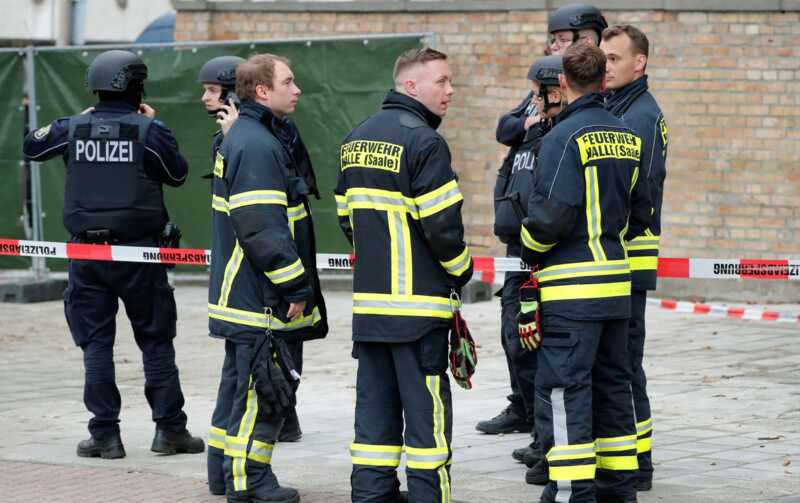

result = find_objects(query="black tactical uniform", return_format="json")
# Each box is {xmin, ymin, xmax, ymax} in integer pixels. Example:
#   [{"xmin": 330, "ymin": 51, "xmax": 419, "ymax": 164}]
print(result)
[
  {"xmin": 209, "ymin": 98, "xmax": 327, "ymax": 503},
  {"xmin": 606, "ymin": 75, "xmax": 668, "ymax": 489},
  {"xmin": 22, "ymin": 50, "xmax": 202, "ymax": 460},
  {"xmin": 521, "ymin": 93, "xmax": 651, "ymax": 503},
  {"xmin": 335, "ymin": 91, "xmax": 473, "ymax": 503}
]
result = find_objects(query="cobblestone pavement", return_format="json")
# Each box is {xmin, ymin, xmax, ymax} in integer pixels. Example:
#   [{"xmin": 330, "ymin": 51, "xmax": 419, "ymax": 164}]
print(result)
[{"xmin": 0, "ymin": 286, "xmax": 798, "ymax": 502}]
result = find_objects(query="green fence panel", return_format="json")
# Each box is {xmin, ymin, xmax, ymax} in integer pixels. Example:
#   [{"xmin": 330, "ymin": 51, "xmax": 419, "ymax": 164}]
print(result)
[
  {"xmin": 28, "ymin": 36, "xmax": 423, "ymax": 271},
  {"xmin": 0, "ymin": 51, "xmax": 29, "ymax": 268}
]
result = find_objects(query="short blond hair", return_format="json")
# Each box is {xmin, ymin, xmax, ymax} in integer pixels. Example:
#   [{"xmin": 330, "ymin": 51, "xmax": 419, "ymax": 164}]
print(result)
[
  {"xmin": 393, "ymin": 47, "xmax": 447, "ymax": 82},
  {"xmin": 236, "ymin": 53, "xmax": 291, "ymax": 101}
]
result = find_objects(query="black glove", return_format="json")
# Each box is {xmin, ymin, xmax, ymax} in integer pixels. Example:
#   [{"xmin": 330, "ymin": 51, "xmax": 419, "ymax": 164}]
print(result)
[{"xmin": 251, "ymin": 336, "xmax": 296, "ymax": 417}]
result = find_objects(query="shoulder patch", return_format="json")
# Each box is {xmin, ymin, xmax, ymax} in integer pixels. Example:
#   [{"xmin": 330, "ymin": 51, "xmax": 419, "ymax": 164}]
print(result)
[
  {"xmin": 33, "ymin": 124, "xmax": 51, "ymax": 140},
  {"xmin": 398, "ymin": 112, "xmax": 426, "ymax": 129}
]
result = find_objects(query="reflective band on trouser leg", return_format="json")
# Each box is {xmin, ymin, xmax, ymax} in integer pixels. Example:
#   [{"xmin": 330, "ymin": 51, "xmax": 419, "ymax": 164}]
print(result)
[
  {"xmin": 350, "ymin": 443, "xmax": 402, "ymax": 467},
  {"xmin": 636, "ymin": 417, "xmax": 653, "ymax": 454},
  {"xmin": 595, "ymin": 435, "xmax": 638, "ymax": 471},
  {"xmin": 546, "ymin": 442, "xmax": 598, "ymax": 481},
  {"xmin": 247, "ymin": 439, "xmax": 274, "ymax": 464},
  {"xmin": 209, "ymin": 425, "xmax": 226, "ymax": 450},
  {"xmin": 226, "ymin": 386, "xmax": 259, "ymax": 492},
  {"xmin": 424, "ymin": 375, "xmax": 451, "ymax": 503}
]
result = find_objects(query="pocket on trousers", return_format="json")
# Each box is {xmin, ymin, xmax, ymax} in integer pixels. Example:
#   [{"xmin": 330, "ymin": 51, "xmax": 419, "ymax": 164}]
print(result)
[
  {"xmin": 538, "ymin": 329, "xmax": 578, "ymax": 388},
  {"xmin": 419, "ymin": 332, "xmax": 449, "ymax": 374},
  {"xmin": 63, "ymin": 285, "xmax": 85, "ymax": 347},
  {"xmin": 157, "ymin": 284, "xmax": 178, "ymax": 338}
]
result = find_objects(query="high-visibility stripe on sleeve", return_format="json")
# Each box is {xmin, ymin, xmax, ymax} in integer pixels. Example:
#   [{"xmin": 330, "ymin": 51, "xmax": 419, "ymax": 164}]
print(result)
[
  {"xmin": 626, "ymin": 235, "xmax": 661, "ymax": 251},
  {"xmin": 265, "ymin": 258, "xmax": 305, "ymax": 285},
  {"xmin": 539, "ymin": 281, "xmax": 631, "ymax": 302},
  {"xmin": 630, "ymin": 256, "xmax": 658, "ymax": 271},
  {"xmin": 415, "ymin": 180, "xmax": 463, "ymax": 219},
  {"xmin": 229, "ymin": 190, "xmax": 287, "ymax": 209},
  {"xmin": 350, "ymin": 443, "xmax": 402, "ymax": 467},
  {"xmin": 287, "ymin": 203, "xmax": 308, "ymax": 223},
  {"xmin": 335, "ymin": 194, "xmax": 349, "ymax": 217},
  {"xmin": 521, "ymin": 226, "xmax": 556, "ymax": 253},
  {"xmin": 440, "ymin": 246, "xmax": 471, "ymax": 277},
  {"xmin": 212, "ymin": 195, "xmax": 230, "ymax": 214}
]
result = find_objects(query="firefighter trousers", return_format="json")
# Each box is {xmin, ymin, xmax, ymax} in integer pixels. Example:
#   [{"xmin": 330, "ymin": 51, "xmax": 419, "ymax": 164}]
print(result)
[
  {"xmin": 207, "ymin": 338, "xmax": 286, "ymax": 499},
  {"xmin": 500, "ymin": 271, "xmax": 538, "ymax": 422},
  {"xmin": 350, "ymin": 332, "xmax": 453, "ymax": 503},
  {"xmin": 535, "ymin": 315, "xmax": 637, "ymax": 503},
  {"xmin": 629, "ymin": 290, "xmax": 653, "ymax": 482}
]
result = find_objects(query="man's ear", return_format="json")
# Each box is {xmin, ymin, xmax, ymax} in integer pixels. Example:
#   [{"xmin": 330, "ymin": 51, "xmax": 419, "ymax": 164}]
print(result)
[
  {"xmin": 635, "ymin": 54, "xmax": 647, "ymax": 74},
  {"xmin": 403, "ymin": 79, "xmax": 417, "ymax": 97}
]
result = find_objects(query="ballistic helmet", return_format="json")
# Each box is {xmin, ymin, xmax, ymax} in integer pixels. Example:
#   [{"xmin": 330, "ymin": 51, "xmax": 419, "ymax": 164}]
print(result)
[
  {"xmin": 548, "ymin": 3, "xmax": 608, "ymax": 39},
  {"xmin": 198, "ymin": 55, "xmax": 244, "ymax": 89},
  {"xmin": 527, "ymin": 55, "xmax": 563, "ymax": 86},
  {"xmin": 86, "ymin": 50, "xmax": 148, "ymax": 92}
]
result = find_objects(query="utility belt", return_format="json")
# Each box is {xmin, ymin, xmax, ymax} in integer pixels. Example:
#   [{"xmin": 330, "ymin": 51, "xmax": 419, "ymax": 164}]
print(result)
[{"xmin": 72, "ymin": 223, "xmax": 181, "ymax": 247}]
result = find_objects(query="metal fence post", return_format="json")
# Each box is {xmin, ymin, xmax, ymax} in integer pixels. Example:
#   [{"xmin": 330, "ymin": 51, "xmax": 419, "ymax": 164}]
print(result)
[{"xmin": 24, "ymin": 45, "xmax": 47, "ymax": 280}]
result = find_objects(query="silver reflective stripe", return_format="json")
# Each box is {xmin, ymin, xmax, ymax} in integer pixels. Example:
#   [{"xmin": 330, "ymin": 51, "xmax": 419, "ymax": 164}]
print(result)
[
  {"xmin": 249, "ymin": 443, "xmax": 273, "ymax": 462},
  {"xmin": 348, "ymin": 192, "xmax": 409, "ymax": 209},
  {"xmin": 444, "ymin": 250, "xmax": 470, "ymax": 276},
  {"xmin": 336, "ymin": 198, "xmax": 348, "ymax": 211},
  {"xmin": 417, "ymin": 186, "xmax": 461, "ymax": 213},
  {"xmin": 392, "ymin": 212, "xmax": 407, "ymax": 295},
  {"xmin": 353, "ymin": 298, "xmax": 451, "ymax": 314},
  {"xmin": 230, "ymin": 192, "xmax": 286, "ymax": 206},
  {"xmin": 210, "ymin": 305, "xmax": 266, "ymax": 326},
  {"xmin": 597, "ymin": 438, "xmax": 637, "ymax": 450},
  {"xmin": 218, "ymin": 244, "xmax": 243, "ymax": 307},
  {"xmin": 552, "ymin": 388, "xmax": 572, "ymax": 503},
  {"xmin": 350, "ymin": 449, "xmax": 402, "ymax": 461},
  {"xmin": 637, "ymin": 418, "xmax": 653, "ymax": 434},
  {"xmin": 209, "ymin": 430, "xmax": 225, "ymax": 446},
  {"xmin": 287, "ymin": 205, "xmax": 308, "ymax": 219},
  {"xmin": 537, "ymin": 262, "xmax": 628, "ymax": 281},
  {"xmin": 268, "ymin": 259, "xmax": 304, "ymax": 283},
  {"xmin": 586, "ymin": 167, "xmax": 603, "ymax": 260},
  {"xmin": 406, "ymin": 452, "xmax": 450, "ymax": 463},
  {"xmin": 549, "ymin": 445, "xmax": 596, "ymax": 457},
  {"xmin": 627, "ymin": 237, "xmax": 660, "ymax": 246}
]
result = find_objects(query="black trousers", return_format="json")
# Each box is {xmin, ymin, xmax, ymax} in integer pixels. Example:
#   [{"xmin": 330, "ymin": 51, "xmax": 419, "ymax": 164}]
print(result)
[
  {"xmin": 351, "ymin": 332, "xmax": 452, "ymax": 503},
  {"xmin": 208, "ymin": 338, "xmax": 303, "ymax": 495},
  {"xmin": 629, "ymin": 290, "xmax": 653, "ymax": 481},
  {"xmin": 536, "ymin": 315, "xmax": 637, "ymax": 503},
  {"xmin": 64, "ymin": 258, "xmax": 187, "ymax": 440},
  {"xmin": 500, "ymin": 272, "xmax": 538, "ymax": 422}
]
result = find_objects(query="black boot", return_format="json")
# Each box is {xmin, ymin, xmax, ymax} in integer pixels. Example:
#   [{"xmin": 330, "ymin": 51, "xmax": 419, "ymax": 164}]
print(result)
[
  {"xmin": 277, "ymin": 409, "xmax": 302, "ymax": 442},
  {"xmin": 598, "ymin": 495, "xmax": 638, "ymax": 503},
  {"xmin": 151, "ymin": 428, "xmax": 205, "ymax": 455},
  {"xmin": 635, "ymin": 477, "xmax": 652, "ymax": 491},
  {"xmin": 525, "ymin": 458, "xmax": 549, "ymax": 485},
  {"xmin": 250, "ymin": 487, "xmax": 300, "ymax": 503},
  {"xmin": 77, "ymin": 433, "xmax": 126, "ymax": 459},
  {"xmin": 475, "ymin": 406, "xmax": 532, "ymax": 434},
  {"xmin": 512, "ymin": 442, "xmax": 543, "ymax": 467}
]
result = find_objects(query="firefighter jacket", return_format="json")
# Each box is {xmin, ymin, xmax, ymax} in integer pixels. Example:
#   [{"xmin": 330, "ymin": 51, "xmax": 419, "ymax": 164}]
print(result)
[
  {"xmin": 22, "ymin": 101, "xmax": 188, "ymax": 242},
  {"xmin": 494, "ymin": 119, "xmax": 552, "ymax": 256},
  {"xmin": 208, "ymin": 100, "xmax": 328, "ymax": 344},
  {"xmin": 335, "ymin": 91, "xmax": 474, "ymax": 343},
  {"xmin": 520, "ymin": 93, "xmax": 651, "ymax": 321},
  {"xmin": 606, "ymin": 76, "xmax": 668, "ymax": 291}
]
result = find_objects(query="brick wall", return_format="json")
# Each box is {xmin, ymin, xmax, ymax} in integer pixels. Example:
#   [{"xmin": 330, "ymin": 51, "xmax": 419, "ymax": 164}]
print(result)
[{"xmin": 175, "ymin": 7, "xmax": 800, "ymax": 301}]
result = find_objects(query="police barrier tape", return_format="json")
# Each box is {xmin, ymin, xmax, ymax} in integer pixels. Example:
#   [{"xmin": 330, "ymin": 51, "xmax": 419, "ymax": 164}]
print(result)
[
  {"xmin": 647, "ymin": 297, "xmax": 800, "ymax": 325},
  {"xmin": 0, "ymin": 238, "xmax": 799, "ymax": 282}
]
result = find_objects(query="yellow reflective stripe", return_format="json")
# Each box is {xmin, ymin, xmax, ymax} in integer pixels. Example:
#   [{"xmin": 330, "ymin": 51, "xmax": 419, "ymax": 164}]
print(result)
[
  {"xmin": 208, "ymin": 426, "xmax": 226, "ymax": 450},
  {"xmin": 539, "ymin": 281, "xmax": 631, "ymax": 302},
  {"xmin": 585, "ymin": 165, "xmax": 607, "ymax": 261},
  {"xmin": 335, "ymin": 194, "xmax": 349, "ymax": 216},
  {"xmin": 214, "ymin": 152, "xmax": 224, "ymax": 178},
  {"xmin": 287, "ymin": 203, "xmax": 308, "ymax": 222},
  {"xmin": 352, "ymin": 293, "xmax": 454, "ymax": 319},
  {"xmin": 630, "ymin": 166, "xmax": 639, "ymax": 195},
  {"xmin": 247, "ymin": 439, "xmax": 274, "ymax": 464},
  {"xmin": 229, "ymin": 190, "xmax": 287, "ymax": 209},
  {"xmin": 224, "ymin": 435, "xmax": 248, "ymax": 458},
  {"xmin": 536, "ymin": 259, "xmax": 629, "ymax": 283},
  {"xmin": 596, "ymin": 454, "xmax": 639, "ymax": 470},
  {"xmin": 388, "ymin": 211, "xmax": 412, "ymax": 295},
  {"xmin": 636, "ymin": 417, "xmax": 653, "ymax": 435},
  {"xmin": 424, "ymin": 375, "xmax": 451, "ymax": 502},
  {"xmin": 208, "ymin": 303, "xmax": 322, "ymax": 331},
  {"xmin": 521, "ymin": 226, "xmax": 556, "ymax": 253},
  {"xmin": 350, "ymin": 443, "xmax": 402, "ymax": 467},
  {"xmin": 549, "ymin": 463, "xmax": 596, "ymax": 481},
  {"xmin": 626, "ymin": 234, "xmax": 660, "ymax": 251},
  {"xmin": 637, "ymin": 436, "xmax": 652, "ymax": 454},
  {"xmin": 440, "ymin": 246, "xmax": 471, "ymax": 277},
  {"xmin": 345, "ymin": 187, "xmax": 419, "ymax": 218},
  {"xmin": 212, "ymin": 195, "xmax": 230, "ymax": 214},
  {"xmin": 415, "ymin": 180, "xmax": 463, "ymax": 219},
  {"xmin": 630, "ymin": 256, "xmax": 658, "ymax": 271},
  {"xmin": 595, "ymin": 435, "xmax": 637, "ymax": 453},
  {"xmin": 218, "ymin": 243, "xmax": 244, "ymax": 308},
  {"xmin": 231, "ymin": 383, "xmax": 258, "ymax": 492},
  {"xmin": 547, "ymin": 442, "xmax": 596, "ymax": 462},
  {"xmin": 265, "ymin": 258, "xmax": 305, "ymax": 285}
]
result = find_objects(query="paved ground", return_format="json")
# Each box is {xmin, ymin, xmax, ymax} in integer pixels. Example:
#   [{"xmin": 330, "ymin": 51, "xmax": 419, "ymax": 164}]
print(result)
[{"xmin": 0, "ymin": 285, "xmax": 798, "ymax": 502}]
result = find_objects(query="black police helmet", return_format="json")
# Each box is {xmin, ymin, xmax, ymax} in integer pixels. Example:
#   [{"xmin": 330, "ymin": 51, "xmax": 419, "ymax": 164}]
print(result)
[
  {"xmin": 198, "ymin": 55, "xmax": 245, "ymax": 89},
  {"xmin": 548, "ymin": 3, "xmax": 608, "ymax": 37},
  {"xmin": 86, "ymin": 50, "xmax": 148, "ymax": 93},
  {"xmin": 527, "ymin": 55, "xmax": 563, "ymax": 87}
]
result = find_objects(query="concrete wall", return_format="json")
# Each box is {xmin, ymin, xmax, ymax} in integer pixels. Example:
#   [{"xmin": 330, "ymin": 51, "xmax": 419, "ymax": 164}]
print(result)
[{"xmin": 173, "ymin": 1, "xmax": 800, "ymax": 302}]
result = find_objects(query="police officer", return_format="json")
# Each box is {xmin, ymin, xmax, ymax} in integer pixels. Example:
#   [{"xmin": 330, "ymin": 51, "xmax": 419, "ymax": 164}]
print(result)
[
  {"xmin": 209, "ymin": 53, "xmax": 328, "ymax": 503},
  {"xmin": 335, "ymin": 47, "xmax": 473, "ymax": 503},
  {"xmin": 22, "ymin": 50, "xmax": 203, "ymax": 459},
  {"xmin": 199, "ymin": 55, "xmax": 244, "ymax": 160},
  {"xmin": 519, "ymin": 43, "xmax": 650, "ymax": 503},
  {"xmin": 601, "ymin": 25, "xmax": 668, "ymax": 493},
  {"xmin": 547, "ymin": 3, "xmax": 608, "ymax": 55}
]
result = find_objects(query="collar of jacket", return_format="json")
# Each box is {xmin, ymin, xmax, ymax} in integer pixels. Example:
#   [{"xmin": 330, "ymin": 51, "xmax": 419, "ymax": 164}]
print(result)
[
  {"xmin": 239, "ymin": 100, "xmax": 294, "ymax": 142},
  {"xmin": 93, "ymin": 101, "xmax": 138, "ymax": 113},
  {"xmin": 604, "ymin": 75, "xmax": 649, "ymax": 117},
  {"xmin": 555, "ymin": 92, "xmax": 606, "ymax": 123},
  {"xmin": 381, "ymin": 90, "xmax": 442, "ymax": 130}
]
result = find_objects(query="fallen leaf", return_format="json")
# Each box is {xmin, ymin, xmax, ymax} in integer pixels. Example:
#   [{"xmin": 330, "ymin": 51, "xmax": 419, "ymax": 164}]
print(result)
[{"xmin": 783, "ymin": 458, "xmax": 791, "ymax": 467}]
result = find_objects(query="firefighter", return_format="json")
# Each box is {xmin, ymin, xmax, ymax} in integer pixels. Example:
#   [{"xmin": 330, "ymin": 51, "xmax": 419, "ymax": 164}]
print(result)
[
  {"xmin": 335, "ymin": 47, "xmax": 473, "ymax": 503},
  {"xmin": 208, "ymin": 53, "xmax": 328, "ymax": 503},
  {"xmin": 22, "ymin": 50, "xmax": 203, "ymax": 460},
  {"xmin": 519, "ymin": 43, "xmax": 651, "ymax": 503},
  {"xmin": 601, "ymin": 24, "xmax": 668, "ymax": 493}
]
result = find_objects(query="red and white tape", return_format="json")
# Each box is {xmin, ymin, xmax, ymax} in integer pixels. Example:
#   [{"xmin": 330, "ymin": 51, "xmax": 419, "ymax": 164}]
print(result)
[
  {"xmin": 648, "ymin": 297, "xmax": 800, "ymax": 325},
  {"xmin": 1, "ymin": 238, "xmax": 799, "ymax": 282}
]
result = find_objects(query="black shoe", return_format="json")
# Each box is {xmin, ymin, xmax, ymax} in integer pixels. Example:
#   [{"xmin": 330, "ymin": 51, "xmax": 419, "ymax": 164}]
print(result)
[
  {"xmin": 475, "ymin": 406, "xmax": 532, "ymax": 434},
  {"xmin": 512, "ymin": 443, "xmax": 543, "ymax": 467},
  {"xmin": 635, "ymin": 478, "xmax": 652, "ymax": 491},
  {"xmin": 210, "ymin": 485, "xmax": 226, "ymax": 496},
  {"xmin": 76, "ymin": 433, "xmax": 126, "ymax": 459},
  {"xmin": 151, "ymin": 428, "xmax": 205, "ymax": 455},
  {"xmin": 250, "ymin": 486, "xmax": 300, "ymax": 503},
  {"xmin": 525, "ymin": 458, "xmax": 549, "ymax": 486},
  {"xmin": 598, "ymin": 495, "xmax": 638, "ymax": 503},
  {"xmin": 277, "ymin": 410, "xmax": 302, "ymax": 443}
]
